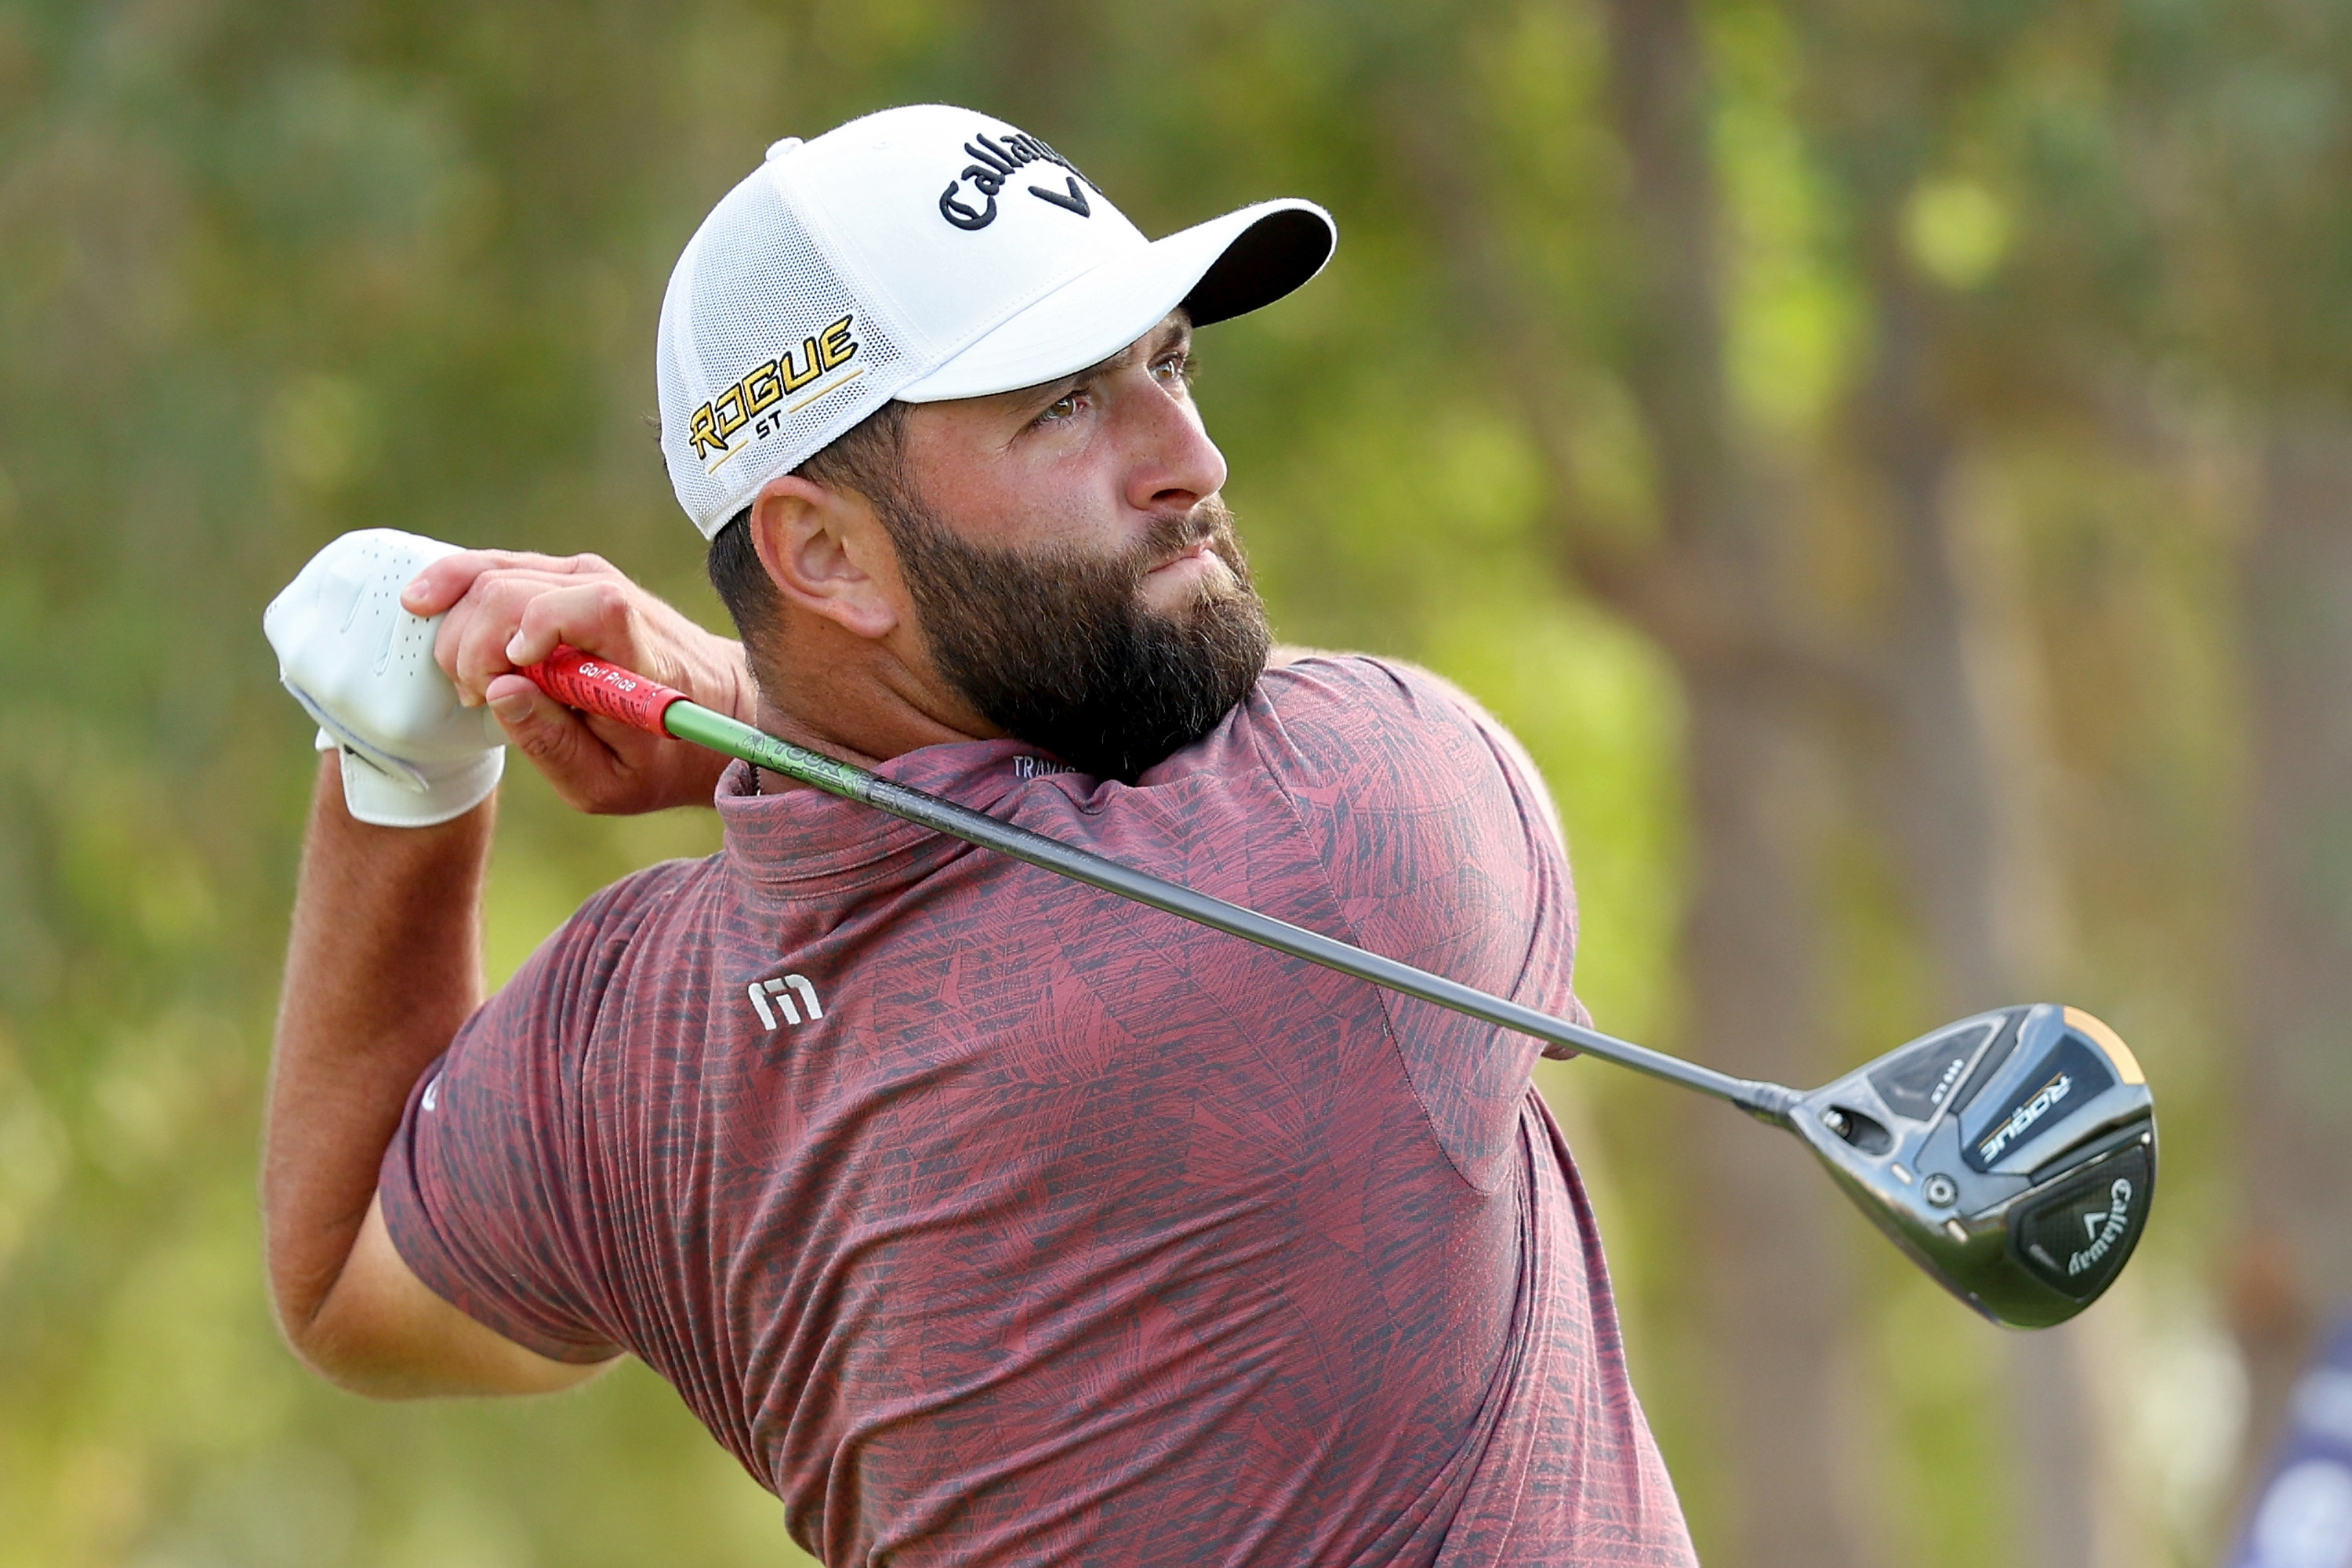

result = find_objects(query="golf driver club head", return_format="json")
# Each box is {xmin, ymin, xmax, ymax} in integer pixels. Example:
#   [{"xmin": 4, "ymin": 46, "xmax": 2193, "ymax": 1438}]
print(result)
[{"xmin": 1788, "ymin": 1004, "xmax": 2155, "ymax": 1328}]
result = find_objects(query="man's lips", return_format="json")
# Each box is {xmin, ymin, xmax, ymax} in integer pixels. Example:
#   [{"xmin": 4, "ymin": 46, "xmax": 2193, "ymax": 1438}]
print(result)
[{"xmin": 1148, "ymin": 539, "xmax": 1219, "ymax": 575}]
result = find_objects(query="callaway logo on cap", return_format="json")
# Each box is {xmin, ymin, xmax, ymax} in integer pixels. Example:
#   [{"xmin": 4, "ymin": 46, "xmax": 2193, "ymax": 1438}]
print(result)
[{"xmin": 656, "ymin": 103, "xmax": 1336, "ymax": 538}]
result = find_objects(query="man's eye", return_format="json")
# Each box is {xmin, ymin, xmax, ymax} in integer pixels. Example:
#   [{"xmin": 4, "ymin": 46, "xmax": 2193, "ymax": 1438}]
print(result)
[
  {"xmin": 1037, "ymin": 391, "xmax": 1083, "ymax": 424},
  {"xmin": 1152, "ymin": 353, "xmax": 1192, "ymax": 386}
]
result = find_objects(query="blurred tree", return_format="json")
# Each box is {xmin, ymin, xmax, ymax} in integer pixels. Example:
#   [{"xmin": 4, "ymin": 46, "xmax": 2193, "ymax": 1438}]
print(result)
[
  {"xmin": 1778, "ymin": 3, "xmax": 2124, "ymax": 1562},
  {"xmin": 2236, "ymin": 414, "xmax": 2352, "ymax": 1509},
  {"xmin": 1361, "ymin": 0, "xmax": 1869, "ymax": 1559},
  {"xmin": 2100, "ymin": 0, "xmax": 2352, "ymax": 1532},
  {"xmin": 1361, "ymin": 2, "xmax": 2245, "ymax": 1563}
]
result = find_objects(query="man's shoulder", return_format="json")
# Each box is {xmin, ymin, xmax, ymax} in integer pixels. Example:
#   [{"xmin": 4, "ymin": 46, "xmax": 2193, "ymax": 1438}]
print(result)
[
  {"xmin": 1241, "ymin": 651, "xmax": 1564, "ymax": 856},
  {"xmin": 1251, "ymin": 652, "xmax": 1519, "ymax": 781},
  {"xmin": 1263, "ymin": 648, "xmax": 1483, "ymax": 708},
  {"xmin": 577, "ymin": 853, "xmax": 714, "ymax": 927},
  {"xmin": 520, "ymin": 855, "xmax": 720, "ymax": 989},
  {"xmin": 1258, "ymin": 649, "xmax": 1489, "ymax": 735}
]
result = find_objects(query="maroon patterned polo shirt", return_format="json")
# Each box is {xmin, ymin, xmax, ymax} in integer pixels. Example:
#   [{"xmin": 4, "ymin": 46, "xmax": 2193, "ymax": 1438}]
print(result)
[{"xmin": 379, "ymin": 655, "xmax": 1694, "ymax": 1566}]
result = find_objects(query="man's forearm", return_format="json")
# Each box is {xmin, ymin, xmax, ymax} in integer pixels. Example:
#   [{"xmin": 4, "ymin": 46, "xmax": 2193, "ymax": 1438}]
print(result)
[{"xmin": 265, "ymin": 758, "xmax": 492, "ymax": 1357}]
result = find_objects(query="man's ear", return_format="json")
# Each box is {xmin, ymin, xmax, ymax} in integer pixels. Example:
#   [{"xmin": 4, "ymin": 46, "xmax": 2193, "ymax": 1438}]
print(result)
[{"xmin": 747, "ymin": 474, "xmax": 906, "ymax": 641}]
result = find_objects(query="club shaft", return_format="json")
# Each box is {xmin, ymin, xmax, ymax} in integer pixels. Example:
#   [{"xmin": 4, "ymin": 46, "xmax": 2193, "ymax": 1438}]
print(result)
[{"xmin": 653, "ymin": 700, "xmax": 1796, "ymax": 1120}]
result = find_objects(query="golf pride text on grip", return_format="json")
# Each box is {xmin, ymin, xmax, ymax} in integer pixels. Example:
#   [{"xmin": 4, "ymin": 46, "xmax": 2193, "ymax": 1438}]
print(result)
[{"xmin": 525, "ymin": 644, "xmax": 688, "ymax": 733}]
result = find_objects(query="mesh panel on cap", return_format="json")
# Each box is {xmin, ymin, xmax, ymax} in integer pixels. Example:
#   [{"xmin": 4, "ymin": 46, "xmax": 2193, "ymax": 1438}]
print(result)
[{"xmin": 659, "ymin": 165, "xmax": 907, "ymax": 537}]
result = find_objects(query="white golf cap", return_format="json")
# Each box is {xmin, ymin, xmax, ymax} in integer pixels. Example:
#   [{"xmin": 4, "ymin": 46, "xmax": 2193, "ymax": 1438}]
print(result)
[{"xmin": 656, "ymin": 103, "xmax": 1336, "ymax": 538}]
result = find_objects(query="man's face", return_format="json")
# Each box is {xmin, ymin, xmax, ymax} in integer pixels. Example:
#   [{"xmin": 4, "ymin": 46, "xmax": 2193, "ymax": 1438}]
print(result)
[{"xmin": 879, "ymin": 314, "xmax": 1272, "ymax": 781}]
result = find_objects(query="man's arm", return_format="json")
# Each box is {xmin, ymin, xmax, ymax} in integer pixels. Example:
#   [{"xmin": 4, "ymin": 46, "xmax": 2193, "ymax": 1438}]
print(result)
[{"xmin": 264, "ymin": 759, "xmax": 616, "ymax": 1397}]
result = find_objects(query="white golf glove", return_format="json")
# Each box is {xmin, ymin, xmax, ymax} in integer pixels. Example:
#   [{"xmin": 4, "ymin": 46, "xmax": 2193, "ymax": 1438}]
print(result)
[{"xmin": 264, "ymin": 528, "xmax": 505, "ymax": 828}]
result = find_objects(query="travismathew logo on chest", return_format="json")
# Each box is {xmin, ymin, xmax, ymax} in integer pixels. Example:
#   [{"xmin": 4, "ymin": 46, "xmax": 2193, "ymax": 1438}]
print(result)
[
  {"xmin": 938, "ymin": 131, "xmax": 1094, "ymax": 230},
  {"xmin": 749, "ymin": 973, "xmax": 823, "ymax": 1030}
]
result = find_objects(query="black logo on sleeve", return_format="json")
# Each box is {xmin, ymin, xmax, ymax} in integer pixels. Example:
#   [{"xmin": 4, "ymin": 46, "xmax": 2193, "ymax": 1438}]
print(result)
[{"xmin": 938, "ymin": 131, "xmax": 1096, "ymax": 231}]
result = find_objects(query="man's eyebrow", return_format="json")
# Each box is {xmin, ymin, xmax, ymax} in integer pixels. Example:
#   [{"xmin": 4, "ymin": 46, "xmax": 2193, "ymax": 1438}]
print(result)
[
  {"xmin": 1056, "ymin": 318, "xmax": 1194, "ymax": 394},
  {"xmin": 1005, "ymin": 317, "xmax": 1193, "ymax": 420}
]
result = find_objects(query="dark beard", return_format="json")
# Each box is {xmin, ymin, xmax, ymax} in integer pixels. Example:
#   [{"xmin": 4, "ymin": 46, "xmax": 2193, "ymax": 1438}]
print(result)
[{"xmin": 880, "ymin": 495, "xmax": 1272, "ymax": 782}]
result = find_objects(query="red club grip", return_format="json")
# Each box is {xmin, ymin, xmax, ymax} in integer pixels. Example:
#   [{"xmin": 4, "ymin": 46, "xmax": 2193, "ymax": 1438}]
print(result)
[{"xmin": 524, "ymin": 644, "xmax": 688, "ymax": 735}]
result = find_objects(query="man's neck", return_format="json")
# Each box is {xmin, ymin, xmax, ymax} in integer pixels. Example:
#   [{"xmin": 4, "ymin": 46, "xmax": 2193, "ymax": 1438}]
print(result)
[
  {"xmin": 731, "ymin": 597, "xmax": 1014, "ymax": 790},
  {"xmin": 746, "ymin": 665, "xmax": 1000, "ymax": 790}
]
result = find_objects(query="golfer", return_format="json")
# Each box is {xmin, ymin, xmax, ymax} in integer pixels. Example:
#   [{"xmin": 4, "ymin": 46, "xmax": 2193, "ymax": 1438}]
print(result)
[{"xmin": 263, "ymin": 104, "xmax": 1695, "ymax": 1565}]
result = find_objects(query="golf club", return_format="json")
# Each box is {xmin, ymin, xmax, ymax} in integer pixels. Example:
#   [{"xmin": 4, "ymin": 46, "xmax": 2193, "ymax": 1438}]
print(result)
[{"xmin": 522, "ymin": 645, "xmax": 2156, "ymax": 1328}]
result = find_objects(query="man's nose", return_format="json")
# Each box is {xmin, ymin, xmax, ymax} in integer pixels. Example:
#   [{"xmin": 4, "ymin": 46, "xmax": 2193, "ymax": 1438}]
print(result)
[{"xmin": 1120, "ymin": 373, "xmax": 1228, "ymax": 515}]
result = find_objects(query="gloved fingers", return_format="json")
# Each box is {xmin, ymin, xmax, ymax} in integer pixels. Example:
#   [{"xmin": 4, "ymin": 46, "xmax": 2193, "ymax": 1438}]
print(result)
[
  {"xmin": 268, "ymin": 529, "xmax": 468, "ymax": 722},
  {"xmin": 285, "ymin": 617, "xmax": 495, "ymax": 761},
  {"xmin": 263, "ymin": 546, "xmax": 370, "ymax": 672},
  {"xmin": 267, "ymin": 532, "xmax": 514, "ymax": 829}
]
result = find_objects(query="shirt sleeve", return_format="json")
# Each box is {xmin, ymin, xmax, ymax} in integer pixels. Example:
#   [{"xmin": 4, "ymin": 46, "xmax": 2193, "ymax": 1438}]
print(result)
[
  {"xmin": 376, "ymin": 866, "xmax": 691, "ymax": 1363},
  {"xmin": 1255, "ymin": 655, "xmax": 1584, "ymax": 1192}
]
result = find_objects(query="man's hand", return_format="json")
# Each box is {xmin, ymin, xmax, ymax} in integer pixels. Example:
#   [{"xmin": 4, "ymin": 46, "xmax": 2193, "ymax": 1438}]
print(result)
[
  {"xmin": 264, "ymin": 530, "xmax": 507, "ymax": 829},
  {"xmin": 403, "ymin": 550, "xmax": 755, "ymax": 815}
]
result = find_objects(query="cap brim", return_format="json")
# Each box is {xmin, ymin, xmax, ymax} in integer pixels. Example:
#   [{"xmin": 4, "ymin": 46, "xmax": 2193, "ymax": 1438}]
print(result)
[{"xmin": 895, "ymin": 199, "xmax": 1334, "ymax": 403}]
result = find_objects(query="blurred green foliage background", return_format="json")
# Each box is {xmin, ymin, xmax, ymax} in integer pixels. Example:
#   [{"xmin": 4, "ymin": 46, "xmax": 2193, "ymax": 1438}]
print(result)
[{"xmin": 5, "ymin": 0, "xmax": 2349, "ymax": 1563}]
